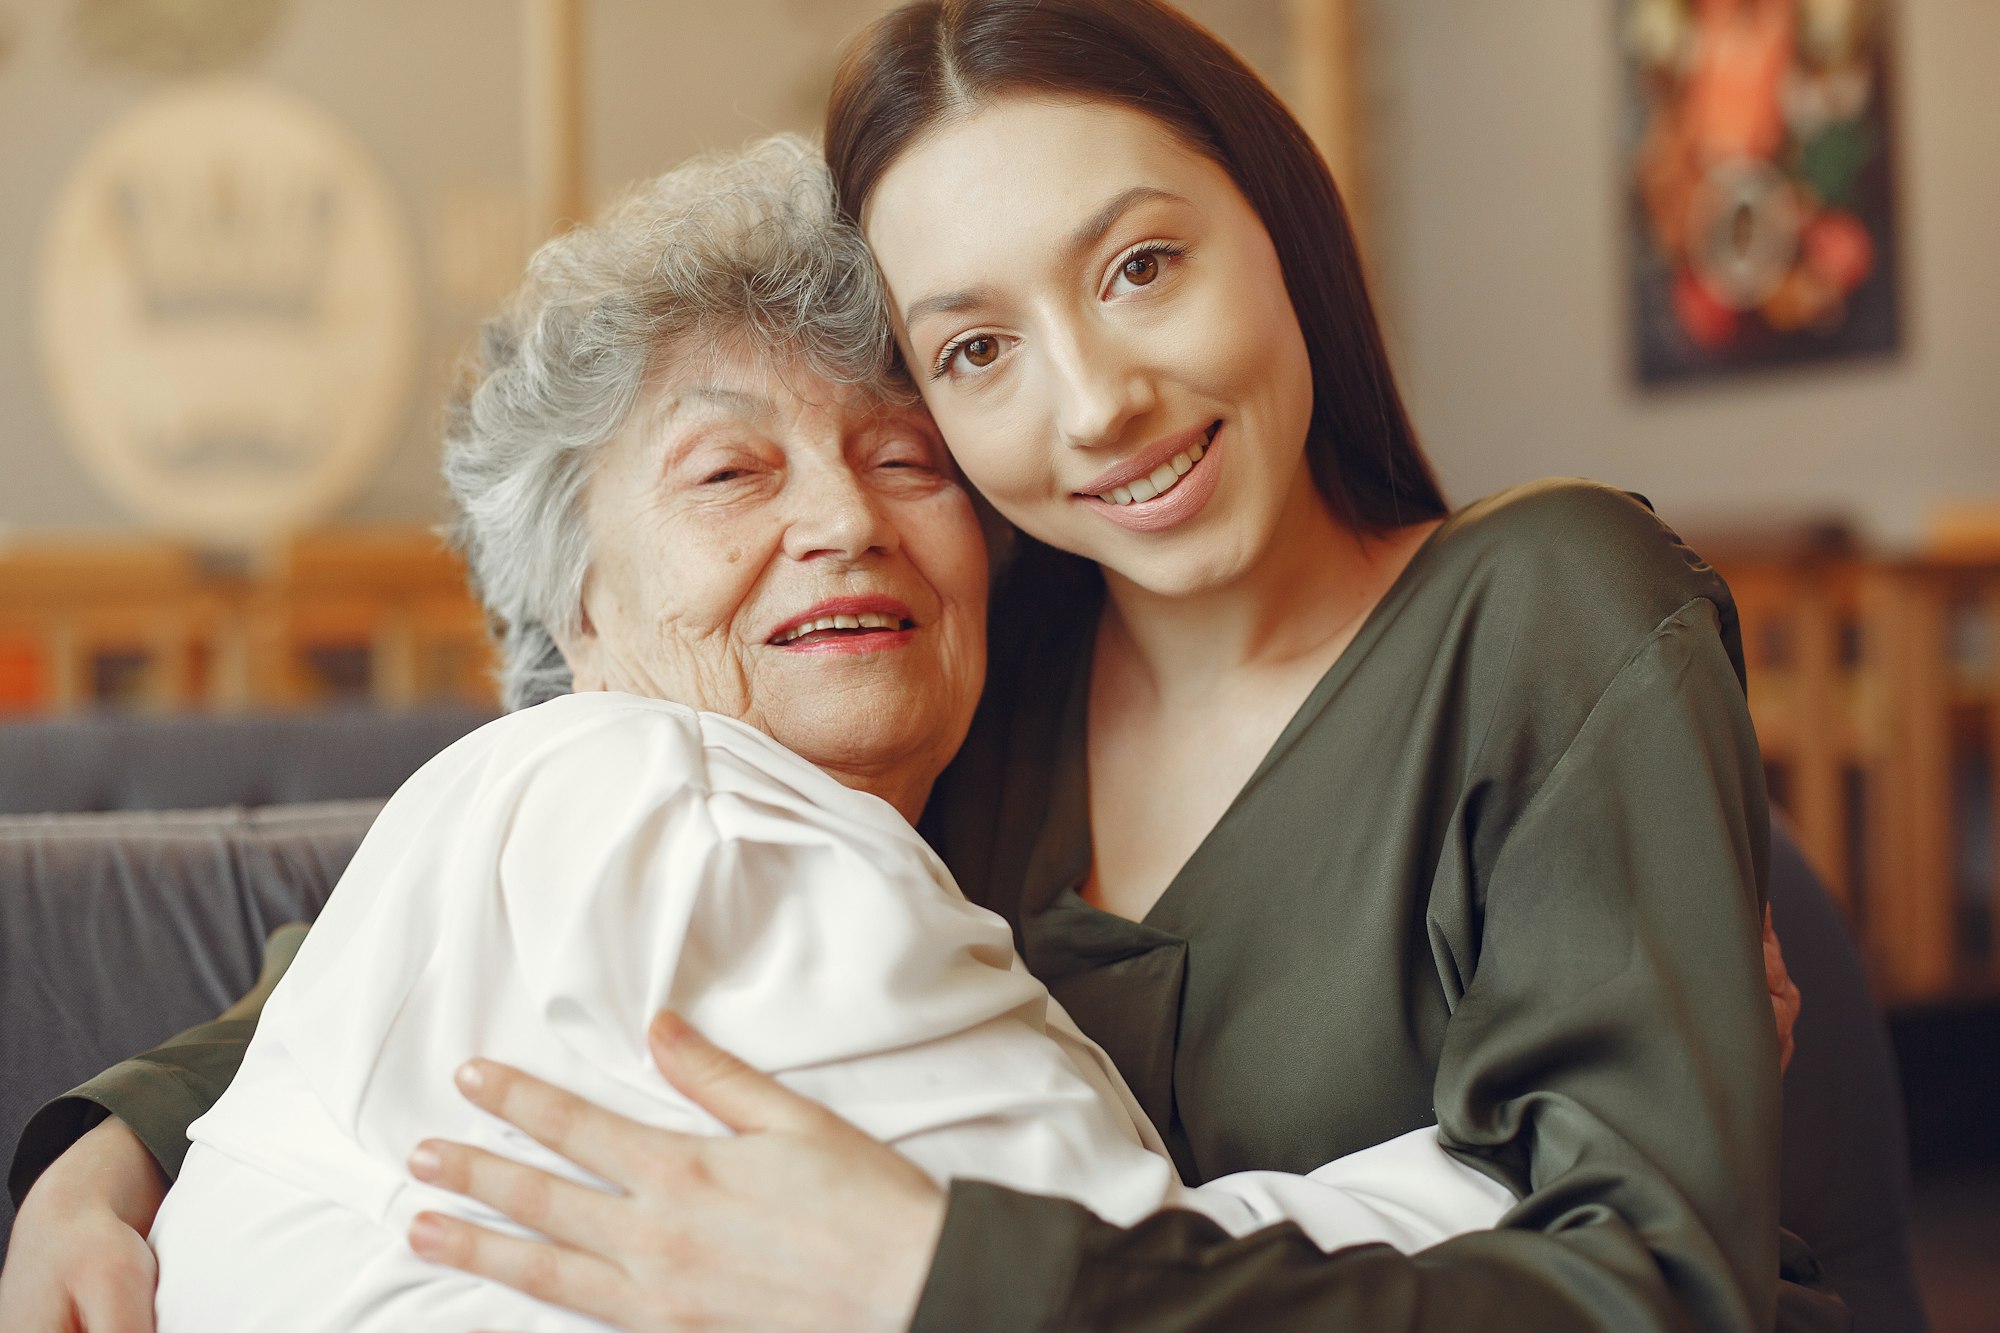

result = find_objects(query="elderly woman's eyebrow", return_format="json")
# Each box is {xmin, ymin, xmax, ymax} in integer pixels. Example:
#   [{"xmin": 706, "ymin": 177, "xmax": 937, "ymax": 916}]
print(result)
[{"xmin": 660, "ymin": 385, "xmax": 776, "ymax": 423}]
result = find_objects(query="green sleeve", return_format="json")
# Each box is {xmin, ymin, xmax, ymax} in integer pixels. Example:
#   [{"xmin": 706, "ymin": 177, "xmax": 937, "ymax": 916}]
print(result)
[
  {"xmin": 912, "ymin": 607, "xmax": 1846, "ymax": 1332},
  {"xmin": 7, "ymin": 922, "xmax": 306, "ymax": 1203}
]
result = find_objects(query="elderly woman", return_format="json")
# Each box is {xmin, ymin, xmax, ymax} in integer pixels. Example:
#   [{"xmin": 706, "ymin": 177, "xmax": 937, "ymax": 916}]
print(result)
[{"xmin": 139, "ymin": 137, "xmax": 1508, "ymax": 1333}]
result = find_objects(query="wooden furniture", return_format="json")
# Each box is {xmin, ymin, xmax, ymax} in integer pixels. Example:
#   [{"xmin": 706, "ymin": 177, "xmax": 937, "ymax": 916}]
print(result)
[
  {"xmin": 1715, "ymin": 541, "xmax": 2000, "ymax": 1006},
  {"xmin": 0, "ymin": 529, "xmax": 497, "ymax": 716}
]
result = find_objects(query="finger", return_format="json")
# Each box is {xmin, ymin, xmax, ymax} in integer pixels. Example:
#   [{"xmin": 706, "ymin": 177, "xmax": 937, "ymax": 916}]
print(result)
[
  {"xmin": 410, "ymin": 1211, "xmax": 626, "ymax": 1325},
  {"xmin": 453, "ymin": 1060, "xmax": 681, "ymax": 1184},
  {"xmin": 648, "ymin": 1010, "xmax": 827, "ymax": 1135},
  {"xmin": 410, "ymin": 1140, "xmax": 630, "ymax": 1256}
]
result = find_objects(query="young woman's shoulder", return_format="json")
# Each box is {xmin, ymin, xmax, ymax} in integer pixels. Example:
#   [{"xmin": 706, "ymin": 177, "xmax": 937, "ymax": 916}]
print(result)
[
  {"xmin": 1412, "ymin": 477, "xmax": 1746, "ymax": 699},
  {"xmin": 1442, "ymin": 478, "xmax": 1733, "ymax": 630}
]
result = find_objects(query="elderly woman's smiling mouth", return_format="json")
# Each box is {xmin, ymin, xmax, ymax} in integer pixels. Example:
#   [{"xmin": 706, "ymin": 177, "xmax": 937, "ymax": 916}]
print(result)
[{"xmin": 768, "ymin": 597, "xmax": 918, "ymax": 651}]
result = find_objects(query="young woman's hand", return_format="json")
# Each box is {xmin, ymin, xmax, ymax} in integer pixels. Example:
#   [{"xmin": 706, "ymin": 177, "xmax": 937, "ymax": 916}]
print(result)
[
  {"xmin": 0, "ymin": 1118, "xmax": 166, "ymax": 1333},
  {"xmin": 407, "ymin": 1012, "xmax": 945, "ymax": 1333},
  {"xmin": 1765, "ymin": 905, "xmax": 1802, "ymax": 1073}
]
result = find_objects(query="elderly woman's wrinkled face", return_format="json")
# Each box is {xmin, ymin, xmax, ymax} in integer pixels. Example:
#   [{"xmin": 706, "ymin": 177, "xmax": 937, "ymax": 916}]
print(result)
[{"xmin": 559, "ymin": 342, "xmax": 987, "ymax": 816}]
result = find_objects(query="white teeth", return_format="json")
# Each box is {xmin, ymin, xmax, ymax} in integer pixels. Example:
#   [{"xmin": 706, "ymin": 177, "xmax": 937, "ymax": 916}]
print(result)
[
  {"xmin": 774, "ymin": 611, "xmax": 904, "ymax": 644},
  {"xmin": 1097, "ymin": 438, "xmax": 1208, "ymax": 506}
]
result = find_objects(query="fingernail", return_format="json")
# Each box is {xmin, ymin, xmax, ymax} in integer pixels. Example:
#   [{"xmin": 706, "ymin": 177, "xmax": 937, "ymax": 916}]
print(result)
[
  {"xmin": 410, "ymin": 1213, "xmax": 445, "ymax": 1257},
  {"xmin": 409, "ymin": 1144, "xmax": 441, "ymax": 1180},
  {"xmin": 455, "ymin": 1061, "xmax": 486, "ymax": 1094}
]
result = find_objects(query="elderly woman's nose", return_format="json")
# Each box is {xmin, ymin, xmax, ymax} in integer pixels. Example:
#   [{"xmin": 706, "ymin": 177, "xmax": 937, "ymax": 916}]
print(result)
[
  {"xmin": 780, "ymin": 457, "xmax": 900, "ymax": 561},
  {"xmin": 1049, "ymin": 321, "xmax": 1156, "ymax": 450}
]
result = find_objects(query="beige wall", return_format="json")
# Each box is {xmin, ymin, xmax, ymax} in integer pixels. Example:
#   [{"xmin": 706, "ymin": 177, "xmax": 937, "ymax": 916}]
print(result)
[
  {"xmin": 1363, "ymin": 0, "xmax": 2000, "ymax": 547},
  {"xmin": 6, "ymin": 1, "xmax": 1984, "ymax": 547}
]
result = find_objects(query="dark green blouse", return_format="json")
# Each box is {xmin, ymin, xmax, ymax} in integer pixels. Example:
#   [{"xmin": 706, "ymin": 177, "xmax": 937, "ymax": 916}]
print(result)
[
  {"xmin": 14, "ymin": 480, "xmax": 1828, "ymax": 1331},
  {"xmin": 910, "ymin": 480, "xmax": 1790, "ymax": 1331}
]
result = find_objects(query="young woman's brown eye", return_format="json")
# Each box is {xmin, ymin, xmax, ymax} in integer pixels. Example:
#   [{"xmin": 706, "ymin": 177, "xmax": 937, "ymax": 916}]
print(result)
[
  {"xmin": 962, "ymin": 337, "xmax": 998, "ymax": 367},
  {"xmin": 1121, "ymin": 253, "xmax": 1160, "ymax": 286}
]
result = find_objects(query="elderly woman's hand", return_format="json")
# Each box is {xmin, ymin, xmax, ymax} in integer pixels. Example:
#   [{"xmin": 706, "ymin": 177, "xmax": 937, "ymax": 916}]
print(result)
[{"xmin": 407, "ymin": 1012, "xmax": 945, "ymax": 1333}]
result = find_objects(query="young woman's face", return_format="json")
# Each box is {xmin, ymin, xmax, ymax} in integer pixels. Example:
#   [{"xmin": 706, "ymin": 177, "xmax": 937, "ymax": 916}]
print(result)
[{"xmin": 863, "ymin": 95, "xmax": 1317, "ymax": 597}]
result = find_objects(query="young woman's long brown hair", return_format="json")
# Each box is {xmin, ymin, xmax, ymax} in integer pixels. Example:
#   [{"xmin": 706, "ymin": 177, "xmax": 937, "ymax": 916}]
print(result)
[{"xmin": 825, "ymin": 0, "xmax": 1446, "ymax": 536}]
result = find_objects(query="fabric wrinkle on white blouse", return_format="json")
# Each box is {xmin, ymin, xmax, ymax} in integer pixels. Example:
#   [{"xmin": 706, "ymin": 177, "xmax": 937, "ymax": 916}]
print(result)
[{"xmin": 150, "ymin": 692, "xmax": 1513, "ymax": 1333}]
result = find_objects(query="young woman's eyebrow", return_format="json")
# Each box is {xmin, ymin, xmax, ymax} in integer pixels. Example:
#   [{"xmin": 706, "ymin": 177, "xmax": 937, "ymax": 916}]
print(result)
[
  {"xmin": 899, "ymin": 184, "xmax": 1190, "ymax": 330},
  {"xmin": 1055, "ymin": 184, "xmax": 1186, "ymax": 273},
  {"xmin": 901, "ymin": 284, "xmax": 997, "ymax": 331}
]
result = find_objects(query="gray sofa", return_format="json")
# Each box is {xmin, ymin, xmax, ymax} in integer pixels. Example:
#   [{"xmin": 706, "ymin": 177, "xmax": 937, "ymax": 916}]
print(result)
[
  {"xmin": 0, "ymin": 709, "xmax": 494, "ymax": 815},
  {"xmin": 0, "ymin": 752, "xmax": 1928, "ymax": 1326},
  {"xmin": 0, "ymin": 801, "xmax": 377, "ymax": 1259}
]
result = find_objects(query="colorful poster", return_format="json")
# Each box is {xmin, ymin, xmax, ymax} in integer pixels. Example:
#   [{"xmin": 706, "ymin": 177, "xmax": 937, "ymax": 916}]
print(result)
[{"xmin": 1623, "ymin": 0, "xmax": 1901, "ymax": 384}]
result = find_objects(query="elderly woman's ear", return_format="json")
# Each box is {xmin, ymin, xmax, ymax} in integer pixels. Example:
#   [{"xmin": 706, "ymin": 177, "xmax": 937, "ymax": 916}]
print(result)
[{"xmin": 550, "ymin": 602, "xmax": 602, "ymax": 694}]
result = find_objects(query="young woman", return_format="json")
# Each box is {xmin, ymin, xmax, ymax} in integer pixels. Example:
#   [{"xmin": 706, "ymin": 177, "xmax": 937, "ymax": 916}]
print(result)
[{"xmin": 2, "ymin": 3, "xmax": 1826, "ymax": 1331}]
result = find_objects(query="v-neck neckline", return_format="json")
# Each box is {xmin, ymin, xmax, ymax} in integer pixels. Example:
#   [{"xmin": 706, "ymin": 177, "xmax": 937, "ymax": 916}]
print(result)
[{"xmin": 1030, "ymin": 513, "xmax": 1457, "ymax": 939}]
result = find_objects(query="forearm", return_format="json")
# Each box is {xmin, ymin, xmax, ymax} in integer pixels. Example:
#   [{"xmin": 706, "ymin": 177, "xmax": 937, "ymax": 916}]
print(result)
[
  {"xmin": 917, "ymin": 1183, "xmax": 1850, "ymax": 1333},
  {"xmin": 914, "ymin": 1183, "xmax": 1601, "ymax": 1333}
]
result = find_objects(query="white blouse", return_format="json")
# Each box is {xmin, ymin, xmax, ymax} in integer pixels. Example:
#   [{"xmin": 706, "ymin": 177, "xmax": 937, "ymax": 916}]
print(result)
[{"xmin": 152, "ymin": 692, "xmax": 1511, "ymax": 1333}]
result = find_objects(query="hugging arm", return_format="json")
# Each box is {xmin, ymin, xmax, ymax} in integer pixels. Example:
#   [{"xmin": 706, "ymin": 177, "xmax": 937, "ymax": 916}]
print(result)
[{"xmin": 415, "ymin": 607, "xmax": 1843, "ymax": 1333}]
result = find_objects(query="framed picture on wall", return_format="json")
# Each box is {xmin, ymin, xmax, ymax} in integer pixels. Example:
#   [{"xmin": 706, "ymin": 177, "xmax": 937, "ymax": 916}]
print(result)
[{"xmin": 1622, "ymin": 0, "xmax": 1901, "ymax": 385}]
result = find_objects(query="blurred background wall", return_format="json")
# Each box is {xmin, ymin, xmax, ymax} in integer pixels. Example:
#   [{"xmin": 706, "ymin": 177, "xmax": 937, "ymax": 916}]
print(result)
[
  {"xmin": 4, "ymin": 0, "xmax": 1994, "ymax": 546},
  {"xmin": 1362, "ymin": 0, "xmax": 1999, "ymax": 547}
]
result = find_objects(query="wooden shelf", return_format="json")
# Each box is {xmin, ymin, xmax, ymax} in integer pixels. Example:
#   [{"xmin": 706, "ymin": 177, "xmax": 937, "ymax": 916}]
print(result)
[{"xmin": 0, "ymin": 528, "xmax": 498, "ymax": 715}]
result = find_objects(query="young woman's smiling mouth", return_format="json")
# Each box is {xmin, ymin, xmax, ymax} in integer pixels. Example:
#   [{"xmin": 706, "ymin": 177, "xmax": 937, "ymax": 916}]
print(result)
[{"xmin": 1077, "ymin": 421, "xmax": 1223, "ymax": 534}]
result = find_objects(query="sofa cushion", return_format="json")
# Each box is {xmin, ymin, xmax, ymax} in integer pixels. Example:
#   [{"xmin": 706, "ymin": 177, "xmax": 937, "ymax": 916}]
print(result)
[{"xmin": 0, "ymin": 801, "xmax": 379, "ymax": 1257}]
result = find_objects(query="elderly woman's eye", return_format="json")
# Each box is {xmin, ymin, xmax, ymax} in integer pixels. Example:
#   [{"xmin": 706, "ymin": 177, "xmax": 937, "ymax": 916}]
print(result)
[{"xmin": 701, "ymin": 467, "xmax": 746, "ymax": 485}]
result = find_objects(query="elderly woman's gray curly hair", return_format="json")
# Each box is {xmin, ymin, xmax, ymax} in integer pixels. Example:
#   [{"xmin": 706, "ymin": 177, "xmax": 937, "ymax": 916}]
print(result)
[{"xmin": 443, "ymin": 133, "xmax": 907, "ymax": 711}]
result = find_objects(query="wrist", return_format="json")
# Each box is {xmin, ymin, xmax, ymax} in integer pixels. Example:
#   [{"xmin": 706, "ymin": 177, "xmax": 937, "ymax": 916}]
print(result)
[{"xmin": 28, "ymin": 1117, "xmax": 168, "ymax": 1235}]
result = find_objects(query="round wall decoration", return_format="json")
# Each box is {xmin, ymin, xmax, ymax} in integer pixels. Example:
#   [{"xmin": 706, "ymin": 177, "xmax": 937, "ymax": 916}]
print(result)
[{"xmin": 36, "ymin": 79, "xmax": 419, "ymax": 546}]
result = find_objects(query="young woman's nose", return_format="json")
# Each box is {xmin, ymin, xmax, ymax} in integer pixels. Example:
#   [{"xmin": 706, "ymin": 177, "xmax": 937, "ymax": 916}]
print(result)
[
  {"xmin": 1046, "ymin": 319, "xmax": 1156, "ymax": 451},
  {"xmin": 781, "ymin": 457, "xmax": 899, "ymax": 562}
]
